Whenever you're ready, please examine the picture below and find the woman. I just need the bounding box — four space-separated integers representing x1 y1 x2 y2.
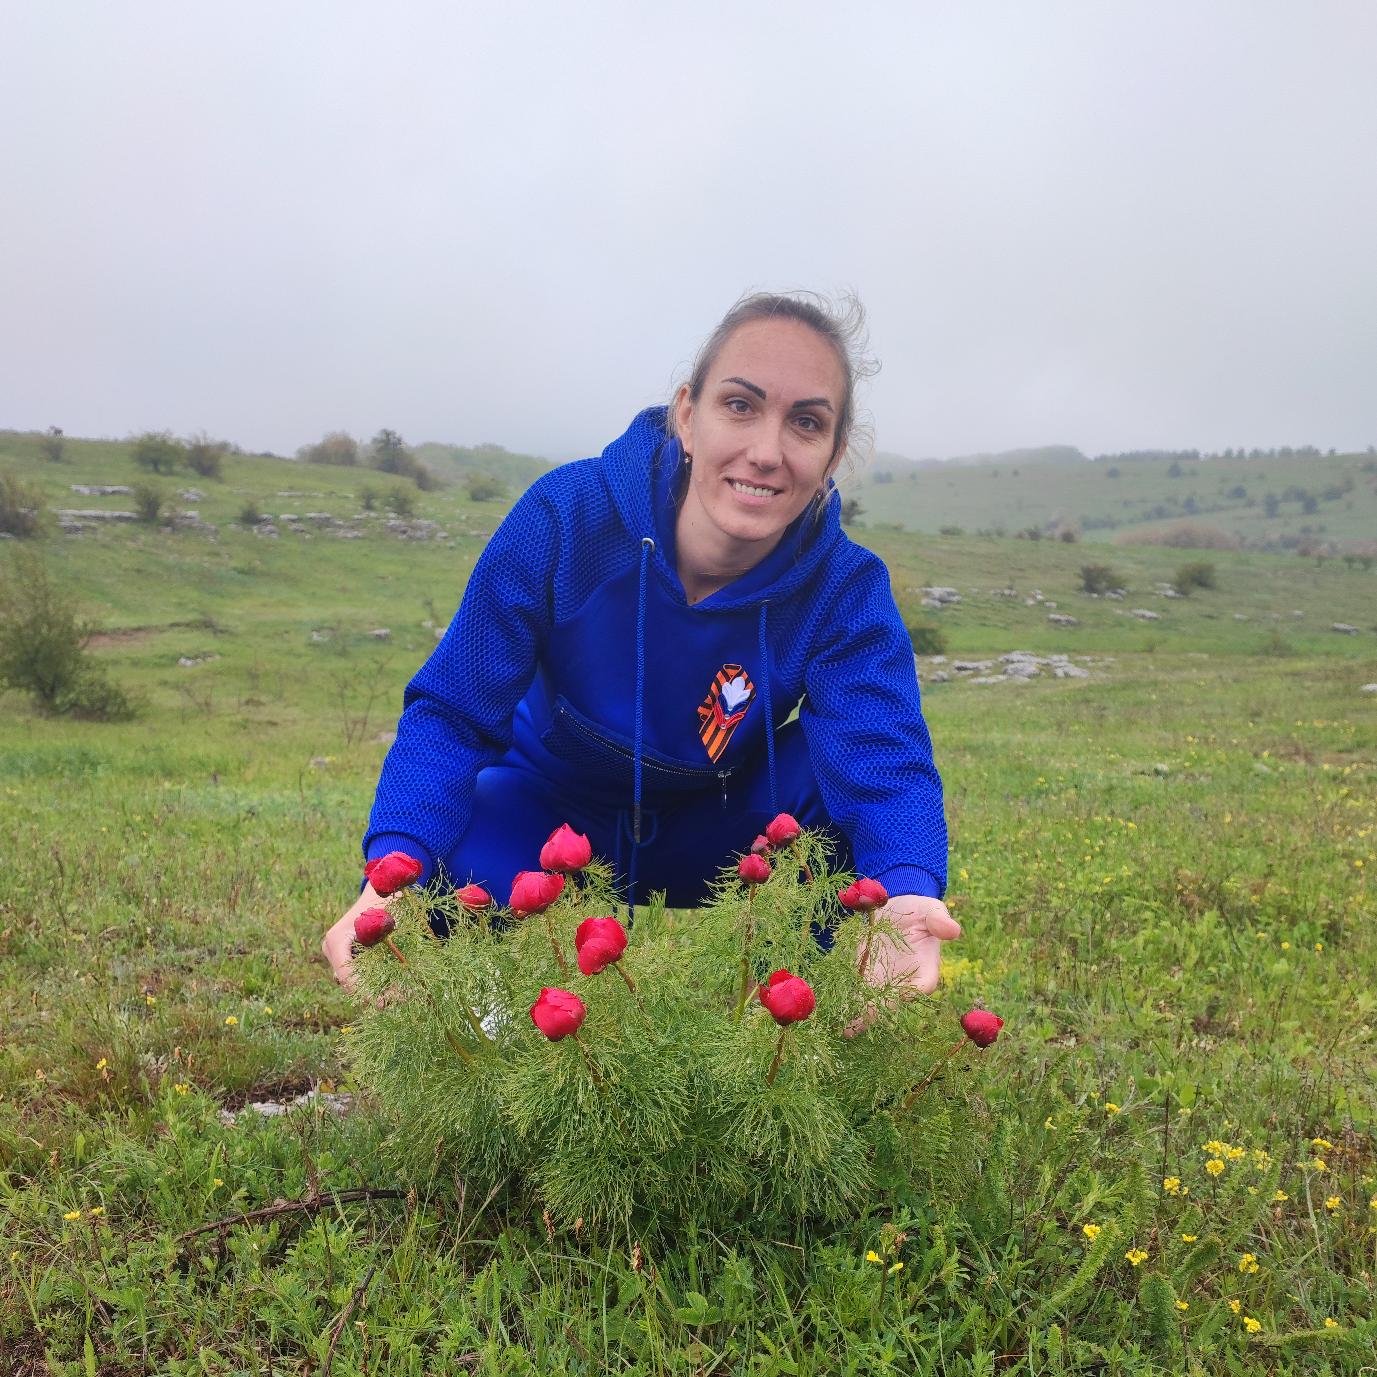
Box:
323 292 959 992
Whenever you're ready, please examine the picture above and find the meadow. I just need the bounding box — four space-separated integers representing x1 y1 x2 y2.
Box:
1 433 1375 1374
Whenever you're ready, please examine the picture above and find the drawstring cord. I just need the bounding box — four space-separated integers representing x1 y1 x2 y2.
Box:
629 535 654 917
758 601 778 816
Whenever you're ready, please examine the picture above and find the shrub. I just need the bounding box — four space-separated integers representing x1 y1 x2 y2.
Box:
1079 564 1120 595
0 471 45 537
1259 629 1294 657
0 550 135 719
1114 523 1239 551
238 500 263 526
132 483 167 524
40 426 65 463
185 433 226 480
464 473 508 503
840 497 864 525
385 487 417 519
907 619 948 656
1058 528 1079 543
131 431 184 474
938 525 964 537
358 485 379 512
1175 560 1217 594
299 431 359 466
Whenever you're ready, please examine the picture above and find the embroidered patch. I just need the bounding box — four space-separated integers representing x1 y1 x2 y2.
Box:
696 664 755 763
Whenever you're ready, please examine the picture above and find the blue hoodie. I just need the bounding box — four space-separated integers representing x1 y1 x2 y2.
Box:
365 407 946 899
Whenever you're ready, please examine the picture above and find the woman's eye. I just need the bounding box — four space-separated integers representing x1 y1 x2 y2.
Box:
725 397 751 414
795 414 822 433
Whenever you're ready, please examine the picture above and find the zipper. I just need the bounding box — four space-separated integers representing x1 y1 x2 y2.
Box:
556 702 737 786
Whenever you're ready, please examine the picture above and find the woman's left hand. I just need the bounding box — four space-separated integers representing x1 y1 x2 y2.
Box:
860 895 962 995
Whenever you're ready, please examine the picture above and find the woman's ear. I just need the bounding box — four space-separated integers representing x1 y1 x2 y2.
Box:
672 384 694 454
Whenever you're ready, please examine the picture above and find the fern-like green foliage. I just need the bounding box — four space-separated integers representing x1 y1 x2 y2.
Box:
347 831 992 1234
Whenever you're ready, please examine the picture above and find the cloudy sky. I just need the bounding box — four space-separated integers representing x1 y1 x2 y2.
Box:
2 1 1373 462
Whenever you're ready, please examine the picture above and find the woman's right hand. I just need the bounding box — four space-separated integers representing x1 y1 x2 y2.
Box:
321 883 385 992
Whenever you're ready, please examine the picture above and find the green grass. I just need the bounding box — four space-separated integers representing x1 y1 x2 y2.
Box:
1 439 1375 1373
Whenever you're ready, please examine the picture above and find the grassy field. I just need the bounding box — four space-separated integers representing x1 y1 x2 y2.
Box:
1 436 1375 1374
855 448 1377 550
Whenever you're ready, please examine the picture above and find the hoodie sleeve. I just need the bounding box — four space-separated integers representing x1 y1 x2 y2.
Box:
362 480 559 883
798 556 947 898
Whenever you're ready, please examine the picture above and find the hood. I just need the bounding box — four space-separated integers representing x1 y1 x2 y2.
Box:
601 406 846 611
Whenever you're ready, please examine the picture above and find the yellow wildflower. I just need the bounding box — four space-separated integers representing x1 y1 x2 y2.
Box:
88 1206 104 1218
1044 1116 1055 1129
1124 1248 1148 1266
264 1006 273 1015
1163 1176 1182 1194
959 868 969 880
1206 1158 1225 1176
1312 1158 1327 1173
1324 1318 1339 1329
1082 1223 1102 1241
865 1250 882 1263
888 1261 904 1274
1105 1103 1121 1115
62 1210 81 1221
1226 1146 1245 1160
1181 1233 1197 1242
1238 1253 1259 1274
1314 942 1324 952
94 1057 108 1071
224 1016 238 1027
1311 1137 1334 1151
173 1082 189 1095
1325 1196 1341 1211
1228 1299 1241 1314
1175 1299 1189 1310
1280 941 1290 950
1203 1140 1229 1155
213 1178 223 1188
1273 1190 1289 1202
145 994 156 1006
1243 1316 1261 1333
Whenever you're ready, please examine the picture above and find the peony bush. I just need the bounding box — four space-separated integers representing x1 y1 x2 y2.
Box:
347 822 1000 1234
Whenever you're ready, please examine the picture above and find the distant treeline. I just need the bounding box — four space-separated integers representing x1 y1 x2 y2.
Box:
1091 445 1357 463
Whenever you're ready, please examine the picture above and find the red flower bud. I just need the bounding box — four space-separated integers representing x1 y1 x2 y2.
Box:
750 834 772 855
363 851 424 897
353 906 396 947
738 853 772 886
530 986 587 1041
576 937 624 975
838 877 889 912
757 968 815 1025
454 883 492 910
574 915 628 956
509 870 566 917
539 823 593 874
765 813 802 847
960 1009 1004 1047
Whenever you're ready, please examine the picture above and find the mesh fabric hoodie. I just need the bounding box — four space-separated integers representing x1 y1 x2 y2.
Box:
365 407 947 899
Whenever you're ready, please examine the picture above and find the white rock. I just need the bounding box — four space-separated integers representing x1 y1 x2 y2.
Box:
952 659 995 673
1360 683 1377 694
1047 613 1079 626
1332 623 1359 635
1053 664 1091 678
369 628 392 640
1131 609 1160 620
1004 661 1040 678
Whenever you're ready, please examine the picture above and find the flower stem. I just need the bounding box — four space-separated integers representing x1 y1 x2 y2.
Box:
899 1038 966 1112
385 938 407 965
462 1005 495 1049
442 1028 474 1066
765 1027 789 1086
857 912 877 983
615 961 649 1017
571 1031 603 1087
735 888 756 1023
544 913 571 977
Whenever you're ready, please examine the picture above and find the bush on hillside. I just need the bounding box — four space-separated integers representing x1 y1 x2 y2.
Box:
132 483 167 525
299 431 360 466
1174 560 1218 594
185 433 227 480
0 550 136 719
1114 522 1240 551
40 426 65 463
385 487 417 519
368 428 439 490
1079 564 1121 595
358 485 379 512
907 619 949 656
0 472 46 537
132 431 185 474
238 500 263 526
464 473 508 503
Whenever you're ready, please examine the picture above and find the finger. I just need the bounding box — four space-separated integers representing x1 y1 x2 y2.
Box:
926 911 962 942
910 937 942 995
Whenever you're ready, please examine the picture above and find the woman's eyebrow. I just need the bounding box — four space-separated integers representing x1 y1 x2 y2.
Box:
720 376 835 412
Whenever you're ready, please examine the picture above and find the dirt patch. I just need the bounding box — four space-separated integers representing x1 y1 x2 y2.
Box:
87 627 158 649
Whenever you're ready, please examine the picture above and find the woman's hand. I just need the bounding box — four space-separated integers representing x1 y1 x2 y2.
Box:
846 895 961 1037
321 884 385 992
862 895 962 995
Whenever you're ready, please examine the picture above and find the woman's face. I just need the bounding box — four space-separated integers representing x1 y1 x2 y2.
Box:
674 317 846 561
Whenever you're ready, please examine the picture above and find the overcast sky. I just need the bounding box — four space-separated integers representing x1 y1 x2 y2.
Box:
2 1 1374 462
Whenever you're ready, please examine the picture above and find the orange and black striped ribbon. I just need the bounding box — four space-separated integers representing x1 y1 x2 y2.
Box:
696 664 755 763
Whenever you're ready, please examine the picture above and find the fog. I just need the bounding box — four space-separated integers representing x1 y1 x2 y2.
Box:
2 0 1373 461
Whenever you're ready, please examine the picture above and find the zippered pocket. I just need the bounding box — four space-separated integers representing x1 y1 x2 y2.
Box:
541 695 735 800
